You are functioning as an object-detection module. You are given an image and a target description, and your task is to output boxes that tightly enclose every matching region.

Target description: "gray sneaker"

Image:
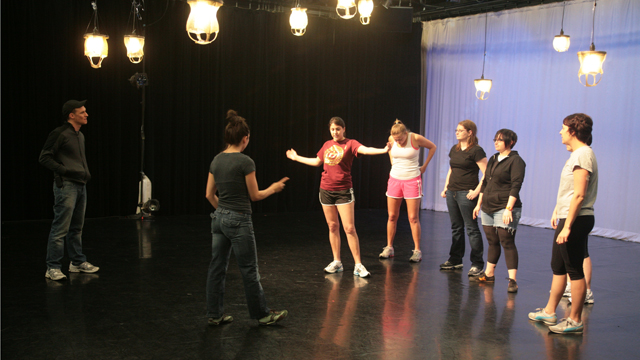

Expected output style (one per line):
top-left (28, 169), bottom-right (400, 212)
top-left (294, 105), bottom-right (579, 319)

top-left (409, 250), bottom-right (422, 263)
top-left (208, 314), bottom-right (233, 325)
top-left (468, 266), bottom-right (483, 276)
top-left (324, 261), bottom-right (344, 274)
top-left (379, 246), bottom-right (395, 259)
top-left (69, 261), bottom-right (99, 273)
top-left (259, 310), bottom-right (288, 325)
top-left (440, 261), bottom-right (463, 270)
top-left (45, 268), bottom-right (67, 281)
top-left (549, 317), bottom-right (584, 334)
top-left (528, 308), bottom-right (557, 325)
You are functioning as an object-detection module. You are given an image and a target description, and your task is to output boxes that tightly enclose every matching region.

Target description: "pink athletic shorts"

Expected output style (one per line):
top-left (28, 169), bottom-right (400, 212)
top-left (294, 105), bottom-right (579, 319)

top-left (386, 175), bottom-right (423, 199)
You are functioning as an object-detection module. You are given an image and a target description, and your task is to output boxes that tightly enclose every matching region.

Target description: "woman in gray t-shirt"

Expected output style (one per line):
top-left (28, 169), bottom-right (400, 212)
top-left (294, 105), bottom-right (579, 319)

top-left (528, 113), bottom-right (598, 335)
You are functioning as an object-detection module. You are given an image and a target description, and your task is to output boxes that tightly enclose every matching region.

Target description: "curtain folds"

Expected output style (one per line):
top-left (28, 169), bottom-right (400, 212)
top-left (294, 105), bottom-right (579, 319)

top-left (420, 0), bottom-right (640, 242)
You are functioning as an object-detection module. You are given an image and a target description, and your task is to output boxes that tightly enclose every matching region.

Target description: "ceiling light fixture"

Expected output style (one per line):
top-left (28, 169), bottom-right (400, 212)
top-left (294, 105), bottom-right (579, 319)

top-left (124, 1), bottom-right (145, 63)
top-left (578, 0), bottom-right (607, 87)
top-left (290, 4), bottom-right (308, 36)
top-left (336, 0), bottom-right (357, 20)
top-left (358, 0), bottom-right (373, 25)
top-left (186, 0), bottom-right (223, 45)
top-left (474, 13), bottom-right (492, 100)
top-left (553, 2), bottom-right (570, 52)
top-left (83, 1), bottom-right (109, 69)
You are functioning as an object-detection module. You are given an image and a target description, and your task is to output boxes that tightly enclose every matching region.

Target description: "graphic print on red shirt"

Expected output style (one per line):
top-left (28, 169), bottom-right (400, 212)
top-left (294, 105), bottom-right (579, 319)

top-left (317, 139), bottom-right (362, 191)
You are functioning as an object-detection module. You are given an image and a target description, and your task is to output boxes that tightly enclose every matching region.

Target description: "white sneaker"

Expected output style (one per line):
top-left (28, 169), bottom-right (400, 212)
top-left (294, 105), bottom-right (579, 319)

top-left (69, 261), bottom-right (100, 273)
top-left (409, 250), bottom-right (422, 263)
top-left (353, 263), bottom-right (371, 278)
top-left (379, 246), bottom-right (394, 259)
top-left (324, 260), bottom-right (343, 274)
top-left (569, 289), bottom-right (594, 304)
top-left (563, 283), bottom-right (572, 297)
top-left (45, 268), bottom-right (67, 281)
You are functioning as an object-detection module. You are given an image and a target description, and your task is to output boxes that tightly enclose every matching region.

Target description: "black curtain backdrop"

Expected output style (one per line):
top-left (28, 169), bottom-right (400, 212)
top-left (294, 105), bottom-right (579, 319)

top-left (1, 1), bottom-right (422, 221)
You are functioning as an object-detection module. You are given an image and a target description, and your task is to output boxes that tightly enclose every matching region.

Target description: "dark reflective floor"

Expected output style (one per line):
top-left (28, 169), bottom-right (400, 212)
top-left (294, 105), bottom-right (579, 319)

top-left (2, 210), bottom-right (640, 359)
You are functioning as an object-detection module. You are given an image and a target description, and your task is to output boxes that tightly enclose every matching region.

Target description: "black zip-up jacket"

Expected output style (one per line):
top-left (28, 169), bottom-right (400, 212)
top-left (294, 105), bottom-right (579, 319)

top-left (39, 122), bottom-right (91, 185)
top-left (480, 150), bottom-right (525, 214)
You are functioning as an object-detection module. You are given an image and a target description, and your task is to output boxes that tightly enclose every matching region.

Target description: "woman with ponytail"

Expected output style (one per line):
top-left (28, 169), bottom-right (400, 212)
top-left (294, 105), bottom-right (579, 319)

top-left (286, 117), bottom-right (390, 278)
top-left (205, 110), bottom-right (289, 326)
top-left (378, 119), bottom-right (436, 262)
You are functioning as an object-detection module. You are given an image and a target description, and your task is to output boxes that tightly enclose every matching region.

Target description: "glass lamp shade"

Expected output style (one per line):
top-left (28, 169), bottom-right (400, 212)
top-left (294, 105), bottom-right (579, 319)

top-left (124, 35), bottom-right (145, 63)
top-left (578, 50), bottom-right (607, 87)
top-left (290, 8), bottom-right (308, 36)
top-left (84, 33), bottom-right (109, 69)
top-left (186, 1), bottom-right (223, 45)
top-left (358, 0), bottom-right (373, 25)
top-left (474, 78), bottom-right (492, 100)
top-left (553, 34), bottom-right (570, 52)
top-left (336, 0), bottom-right (357, 19)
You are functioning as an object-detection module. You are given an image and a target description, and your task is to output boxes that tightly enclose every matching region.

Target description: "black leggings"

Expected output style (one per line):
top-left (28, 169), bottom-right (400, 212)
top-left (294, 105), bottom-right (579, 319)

top-left (484, 226), bottom-right (518, 270)
top-left (551, 215), bottom-right (595, 281)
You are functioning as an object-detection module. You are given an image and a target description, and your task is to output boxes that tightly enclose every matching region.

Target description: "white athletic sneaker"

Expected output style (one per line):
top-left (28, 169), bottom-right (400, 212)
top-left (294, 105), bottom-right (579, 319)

top-left (45, 268), bottom-right (67, 281)
top-left (379, 246), bottom-right (394, 259)
top-left (324, 261), bottom-right (344, 274)
top-left (409, 250), bottom-right (422, 263)
top-left (563, 283), bottom-right (572, 297)
top-left (353, 264), bottom-right (371, 278)
top-left (69, 261), bottom-right (100, 273)
top-left (568, 289), bottom-right (594, 304)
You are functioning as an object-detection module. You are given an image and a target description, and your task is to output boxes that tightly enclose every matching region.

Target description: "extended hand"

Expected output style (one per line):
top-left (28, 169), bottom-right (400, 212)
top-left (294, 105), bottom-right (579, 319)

top-left (271, 177), bottom-right (290, 193)
top-left (286, 149), bottom-right (297, 161)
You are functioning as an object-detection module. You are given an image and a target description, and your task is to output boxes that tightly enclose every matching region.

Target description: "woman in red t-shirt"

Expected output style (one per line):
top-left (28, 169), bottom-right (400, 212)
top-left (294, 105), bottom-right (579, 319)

top-left (286, 117), bottom-right (390, 277)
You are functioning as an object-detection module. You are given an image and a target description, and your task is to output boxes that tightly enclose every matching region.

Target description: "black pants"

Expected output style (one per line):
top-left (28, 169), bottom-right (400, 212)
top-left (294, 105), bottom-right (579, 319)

top-left (551, 215), bottom-right (595, 281)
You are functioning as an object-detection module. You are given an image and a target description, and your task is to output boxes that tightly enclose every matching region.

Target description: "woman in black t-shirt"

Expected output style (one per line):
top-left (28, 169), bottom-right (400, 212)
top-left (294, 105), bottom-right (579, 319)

top-left (440, 120), bottom-right (487, 277)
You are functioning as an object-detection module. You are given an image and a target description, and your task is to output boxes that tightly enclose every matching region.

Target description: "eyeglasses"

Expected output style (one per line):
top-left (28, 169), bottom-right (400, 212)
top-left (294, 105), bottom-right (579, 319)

top-left (493, 138), bottom-right (504, 142)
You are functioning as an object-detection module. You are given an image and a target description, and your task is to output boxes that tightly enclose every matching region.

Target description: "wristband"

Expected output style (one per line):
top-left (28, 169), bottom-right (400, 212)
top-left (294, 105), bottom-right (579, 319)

top-left (505, 206), bottom-right (513, 211)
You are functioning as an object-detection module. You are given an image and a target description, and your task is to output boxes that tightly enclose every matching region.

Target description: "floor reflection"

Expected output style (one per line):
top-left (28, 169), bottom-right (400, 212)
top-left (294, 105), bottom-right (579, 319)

top-left (137, 220), bottom-right (154, 258)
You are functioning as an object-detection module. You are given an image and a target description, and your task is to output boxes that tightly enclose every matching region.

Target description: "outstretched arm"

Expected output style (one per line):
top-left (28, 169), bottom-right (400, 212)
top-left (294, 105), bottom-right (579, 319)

top-left (245, 172), bottom-right (290, 202)
top-left (357, 142), bottom-right (391, 155)
top-left (286, 149), bottom-right (323, 167)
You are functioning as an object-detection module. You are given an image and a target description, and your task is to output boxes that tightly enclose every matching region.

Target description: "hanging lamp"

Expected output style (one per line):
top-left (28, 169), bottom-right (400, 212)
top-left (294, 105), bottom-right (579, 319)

top-left (290, 5), bottom-right (308, 36)
top-left (186, 0), bottom-right (223, 44)
top-left (358, 0), bottom-right (374, 25)
top-left (124, 1), bottom-right (145, 63)
top-left (474, 14), bottom-right (492, 100)
top-left (578, 0), bottom-right (607, 87)
top-left (336, 0), bottom-right (357, 20)
top-left (553, 2), bottom-right (570, 52)
top-left (83, 1), bottom-right (109, 69)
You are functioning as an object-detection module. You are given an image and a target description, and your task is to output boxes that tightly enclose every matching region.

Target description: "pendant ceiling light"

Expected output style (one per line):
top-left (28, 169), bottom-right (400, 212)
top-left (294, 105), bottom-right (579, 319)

top-left (290, 5), bottom-right (308, 36)
top-left (358, 0), bottom-right (373, 25)
top-left (83, 1), bottom-right (109, 69)
top-left (336, 0), bottom-right (357, 20)
top-left (553, 2), bottom-right (570, 52)
top-left (124, 0), bottom-right (145, 63)
top-left (186, 0), bottom-right (223, 45)
top-left (474, 14), bottom-right (492, 100)
top-left (578, 0), bottom-right (607, 87)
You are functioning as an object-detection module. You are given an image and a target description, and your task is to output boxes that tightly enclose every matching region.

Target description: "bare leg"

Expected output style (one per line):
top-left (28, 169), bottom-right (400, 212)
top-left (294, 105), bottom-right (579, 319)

top-left (386, 197), bottom-right (403, 248)
top-left (336, 202), bottom-right (361, 264)
top-left (508, 269), bottom-right (517, 282)
top-left (322, 205), bottom-right (341, 262)
top-left (544, 274), bottom-right (566, 315)
top-left (569, 278), bottom-right (586, 322)
top-left (583, 256), bottom-right (592, 290)
top-left (485, 262), bottom-right (497, 277)
top-left (406, 198), bottom-right (422, 251)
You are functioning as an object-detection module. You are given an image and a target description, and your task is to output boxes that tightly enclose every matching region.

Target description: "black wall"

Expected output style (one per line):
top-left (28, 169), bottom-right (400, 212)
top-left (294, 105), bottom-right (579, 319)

top-left (1, 1), bottom-right (422, 221)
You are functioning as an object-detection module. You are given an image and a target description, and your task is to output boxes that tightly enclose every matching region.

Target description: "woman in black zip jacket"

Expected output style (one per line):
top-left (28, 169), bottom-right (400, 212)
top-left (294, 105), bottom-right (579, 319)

top-left (471, 129), bottom-right (525, 293)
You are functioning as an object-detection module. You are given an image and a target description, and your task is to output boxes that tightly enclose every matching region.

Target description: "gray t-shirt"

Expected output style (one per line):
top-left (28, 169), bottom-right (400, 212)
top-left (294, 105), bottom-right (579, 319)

top-left (209, 152), bottom-right (256, 214)
top-left (555, 146), bottom-right (598, 218)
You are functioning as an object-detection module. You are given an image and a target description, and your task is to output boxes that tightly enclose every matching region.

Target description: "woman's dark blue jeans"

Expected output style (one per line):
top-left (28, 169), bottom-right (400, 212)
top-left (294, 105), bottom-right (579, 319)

top-left (445, 190), bottom-right (484, 268)
top-left (206, 208), bottom-right (270, 320)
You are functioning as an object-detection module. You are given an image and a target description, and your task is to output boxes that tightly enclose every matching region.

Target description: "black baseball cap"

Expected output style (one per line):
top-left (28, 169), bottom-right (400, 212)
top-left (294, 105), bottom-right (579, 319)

top-left (62, 100), bottom-right (87, 117)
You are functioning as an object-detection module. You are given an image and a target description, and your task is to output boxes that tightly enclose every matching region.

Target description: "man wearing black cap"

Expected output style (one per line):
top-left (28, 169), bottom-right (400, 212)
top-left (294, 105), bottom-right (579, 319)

top-left (39, 100), bottom-right (99, 281)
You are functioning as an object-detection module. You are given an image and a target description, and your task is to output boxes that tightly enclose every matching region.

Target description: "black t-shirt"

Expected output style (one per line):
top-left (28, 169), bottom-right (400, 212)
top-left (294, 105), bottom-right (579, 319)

top-left (209, 152), bottom-right (256, 214)
top-left (447, 144), bottom-right (486, 191)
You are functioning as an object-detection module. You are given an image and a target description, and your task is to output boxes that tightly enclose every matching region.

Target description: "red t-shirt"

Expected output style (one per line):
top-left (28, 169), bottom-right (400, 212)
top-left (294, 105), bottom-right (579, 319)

top-left (317, 138), bottom-right (362, 191)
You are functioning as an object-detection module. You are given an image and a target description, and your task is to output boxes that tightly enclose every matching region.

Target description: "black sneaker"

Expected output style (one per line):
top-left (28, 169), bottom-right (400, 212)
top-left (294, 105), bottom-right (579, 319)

top-left (469, 272), bottom-right (495, 282)
top-left (468, 266), bottom-right (483, 277)
top-left (439, 261), bottom-right (463, 270)
top-left (507, 278), bottom-right (518, 293)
